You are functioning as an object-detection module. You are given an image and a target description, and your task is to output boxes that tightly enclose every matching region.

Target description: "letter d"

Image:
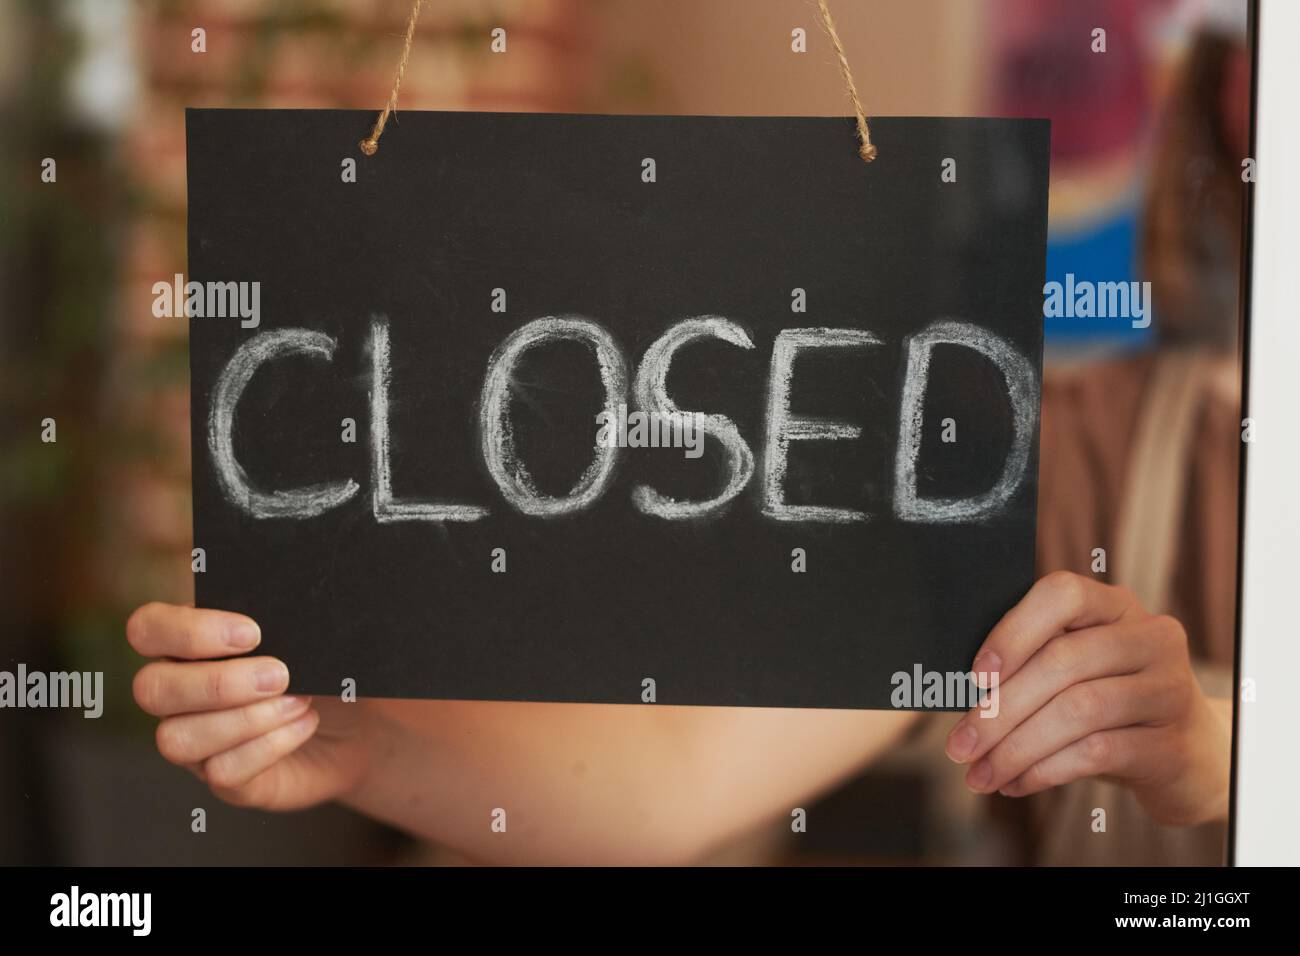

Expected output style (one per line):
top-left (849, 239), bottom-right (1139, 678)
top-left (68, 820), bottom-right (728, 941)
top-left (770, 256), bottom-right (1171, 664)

top-left (894, 321), bottom-right (1038, 523)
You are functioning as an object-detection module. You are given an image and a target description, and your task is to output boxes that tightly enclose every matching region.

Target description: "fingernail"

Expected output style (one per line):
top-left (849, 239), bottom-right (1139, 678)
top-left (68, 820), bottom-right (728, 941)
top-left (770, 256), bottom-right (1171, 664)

top-left (226, 620), bottom-right (261, 650)
top-left (966, 759), bottom-right (993, 792)
top-left (946, 723), bottom-right (978, 763)
top-left (972, 650), bottom-right (1002, 685)
top-left (254, 661), bottom-right (288, 693)
top-left (278, 694), bottom-right (309, 715)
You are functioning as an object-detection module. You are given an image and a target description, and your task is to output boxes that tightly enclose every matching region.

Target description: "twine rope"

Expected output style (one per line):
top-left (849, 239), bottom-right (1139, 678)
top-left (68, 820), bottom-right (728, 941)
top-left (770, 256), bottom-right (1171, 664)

top-left (359, 0), bottom-right (876, 163)
top-left (815, 0), bottom-right (877, 162)
top-left (359, 0), bottom-right (425, 156)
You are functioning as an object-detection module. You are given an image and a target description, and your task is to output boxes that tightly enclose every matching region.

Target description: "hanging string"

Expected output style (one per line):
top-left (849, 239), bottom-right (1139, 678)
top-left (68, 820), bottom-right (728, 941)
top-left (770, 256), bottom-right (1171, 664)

top-left (359, 0), bottom-right (425, 156)
top-left (360, 0), bottom-right (877, 163)
top-left (815, 0), bottom-right (877, 162)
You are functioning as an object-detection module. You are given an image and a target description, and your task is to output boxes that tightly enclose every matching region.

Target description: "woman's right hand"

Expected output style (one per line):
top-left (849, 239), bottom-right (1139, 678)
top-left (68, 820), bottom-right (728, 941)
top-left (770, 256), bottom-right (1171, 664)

top-left (127, 602), bottom-right (374, 811)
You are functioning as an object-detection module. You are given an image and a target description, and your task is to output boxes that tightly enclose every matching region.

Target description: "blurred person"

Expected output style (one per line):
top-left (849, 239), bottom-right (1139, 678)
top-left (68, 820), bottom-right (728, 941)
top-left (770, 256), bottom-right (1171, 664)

top-left (1014, 11), bottom-right (1248, 864)
top-left (121, 18), bottom-right (1246, 864)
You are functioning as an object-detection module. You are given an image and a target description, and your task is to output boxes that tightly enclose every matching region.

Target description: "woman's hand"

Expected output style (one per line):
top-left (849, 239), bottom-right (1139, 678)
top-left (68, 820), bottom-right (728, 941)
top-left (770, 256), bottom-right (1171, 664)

top-left (127, 602), bottom-right (374, 811)
top-left (945, 571), bottom-right (1231, 827)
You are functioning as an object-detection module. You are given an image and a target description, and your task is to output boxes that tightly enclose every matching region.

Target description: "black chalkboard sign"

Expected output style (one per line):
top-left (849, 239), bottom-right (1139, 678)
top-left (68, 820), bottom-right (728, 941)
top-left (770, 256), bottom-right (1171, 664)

top-left (186, 109), bottom-right (1049, 710)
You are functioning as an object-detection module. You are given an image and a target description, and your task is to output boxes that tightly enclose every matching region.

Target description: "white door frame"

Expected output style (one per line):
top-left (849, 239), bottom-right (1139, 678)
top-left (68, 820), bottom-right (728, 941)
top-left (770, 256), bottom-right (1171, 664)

top-left (1232, 0), bottom-right (1300, 867)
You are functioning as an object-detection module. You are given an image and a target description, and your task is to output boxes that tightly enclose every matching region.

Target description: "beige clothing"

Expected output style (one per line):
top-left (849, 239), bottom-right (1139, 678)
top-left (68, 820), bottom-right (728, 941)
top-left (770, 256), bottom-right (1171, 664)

top-left (1025, 349), bottom-right (1238, 865)
top-left (1036, 350), bottom-right (1240, 664)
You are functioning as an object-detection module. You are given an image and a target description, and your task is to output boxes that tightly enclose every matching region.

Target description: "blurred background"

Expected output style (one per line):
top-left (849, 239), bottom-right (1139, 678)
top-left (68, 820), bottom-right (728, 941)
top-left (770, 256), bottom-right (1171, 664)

top-left (0, 0), bottom-right (1250, 865)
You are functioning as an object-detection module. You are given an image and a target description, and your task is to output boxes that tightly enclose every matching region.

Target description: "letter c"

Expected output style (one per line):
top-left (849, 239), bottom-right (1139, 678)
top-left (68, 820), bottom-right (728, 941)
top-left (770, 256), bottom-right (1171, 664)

top-left (208, 329), bottom-right (360, 518)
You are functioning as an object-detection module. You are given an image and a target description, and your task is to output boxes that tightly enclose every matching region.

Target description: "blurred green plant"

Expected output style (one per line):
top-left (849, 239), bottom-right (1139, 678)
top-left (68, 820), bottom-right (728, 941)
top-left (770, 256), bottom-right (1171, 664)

top-left (0, 1), bottom-right (135, 729)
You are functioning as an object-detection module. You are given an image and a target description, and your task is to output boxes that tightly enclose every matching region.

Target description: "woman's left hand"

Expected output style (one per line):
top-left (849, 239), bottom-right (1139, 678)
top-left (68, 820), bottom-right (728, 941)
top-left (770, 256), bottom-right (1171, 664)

top-left (945, 571), bottom-right (1231, 826)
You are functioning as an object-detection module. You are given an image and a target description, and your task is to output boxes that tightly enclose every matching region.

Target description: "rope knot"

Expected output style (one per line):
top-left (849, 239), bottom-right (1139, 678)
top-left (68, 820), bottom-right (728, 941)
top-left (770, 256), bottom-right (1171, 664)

top-left (816, 0), bottom-right (877, 165)
top-left (359, 0), bottom-right (425, 157)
